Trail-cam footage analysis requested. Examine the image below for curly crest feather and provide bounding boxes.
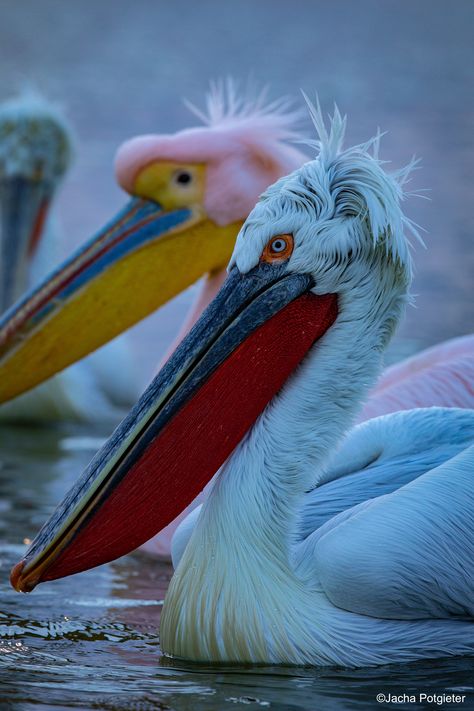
[238,95,424,277]
[302,94,424,265]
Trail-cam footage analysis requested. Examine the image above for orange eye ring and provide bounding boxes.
[260,234,294,264]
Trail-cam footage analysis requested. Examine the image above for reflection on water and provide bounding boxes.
[0,0,473,703]
[0,407,473,710]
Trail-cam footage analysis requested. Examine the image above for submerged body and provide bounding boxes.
[160,103,474,663]
[164,409,474,666]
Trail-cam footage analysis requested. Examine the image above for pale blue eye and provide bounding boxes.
[271,238,287,253]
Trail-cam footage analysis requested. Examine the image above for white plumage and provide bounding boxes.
[160,101,474,666]
[172,406,474,568]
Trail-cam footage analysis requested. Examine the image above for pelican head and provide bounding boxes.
[0,93,71,312]
[0,82,307,403]
[11,98,421,594]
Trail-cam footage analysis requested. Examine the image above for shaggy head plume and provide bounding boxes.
[234,95,423,279]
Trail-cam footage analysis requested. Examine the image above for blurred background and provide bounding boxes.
[1,3,473,708]
[1,0,472,379]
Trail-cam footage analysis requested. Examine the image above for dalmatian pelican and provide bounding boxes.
[0,93,137,423]
[11,101,474,667]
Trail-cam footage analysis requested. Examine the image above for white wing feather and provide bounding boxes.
[299,407,474,537]
[313,443,474,620]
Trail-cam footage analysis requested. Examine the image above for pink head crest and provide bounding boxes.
[115,81,309,225]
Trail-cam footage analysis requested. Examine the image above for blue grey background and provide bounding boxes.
[1,4,473,708]
[1,0,472,363]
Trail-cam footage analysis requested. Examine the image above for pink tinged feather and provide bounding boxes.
[359,334,474,422]
[115,128,308,226]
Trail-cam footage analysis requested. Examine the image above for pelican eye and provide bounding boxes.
[261,234,294,263]
[173,170,193,186]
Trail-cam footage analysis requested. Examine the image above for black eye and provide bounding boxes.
[175,171,192,185]
[270,238,287,253]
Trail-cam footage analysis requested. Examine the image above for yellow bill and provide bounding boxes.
[0,195,239,403]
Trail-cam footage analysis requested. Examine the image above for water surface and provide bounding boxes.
[0,1,473,708]
[0,413,473,710]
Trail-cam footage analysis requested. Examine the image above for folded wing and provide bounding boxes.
[313,442,474,620]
